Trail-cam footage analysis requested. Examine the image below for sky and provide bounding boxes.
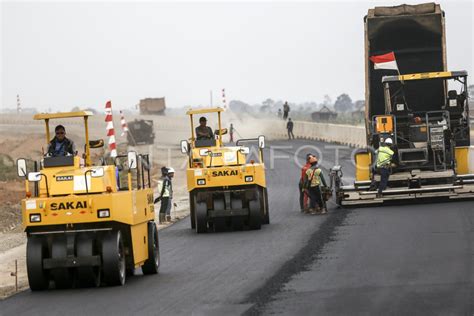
[1,0,473,111]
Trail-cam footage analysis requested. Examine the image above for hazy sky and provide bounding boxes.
[1,0,473,111]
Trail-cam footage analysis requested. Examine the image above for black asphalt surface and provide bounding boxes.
[1,140,473,315]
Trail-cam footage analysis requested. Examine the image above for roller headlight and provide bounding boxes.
[197,179,206,185]
[97,209,110,218]
[245,176,253,182]
[29,214,41,223]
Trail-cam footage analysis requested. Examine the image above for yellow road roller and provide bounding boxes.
[180,107,269,233]
[16,111,159,290]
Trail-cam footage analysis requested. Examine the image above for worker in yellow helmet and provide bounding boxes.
[304,155,328,214]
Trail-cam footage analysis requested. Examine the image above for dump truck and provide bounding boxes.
[16,111,159,290]
[127,119,155,145]
[331,3,474,205]
[139,98,166,115]
[180,107,269,233]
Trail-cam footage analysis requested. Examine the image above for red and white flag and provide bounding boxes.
[105,101,117,158]
[119,111,129,137]
[370,52,399,71]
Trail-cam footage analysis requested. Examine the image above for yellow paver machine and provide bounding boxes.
[16,111,159,290]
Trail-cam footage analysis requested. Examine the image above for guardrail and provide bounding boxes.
[261,119,366,147]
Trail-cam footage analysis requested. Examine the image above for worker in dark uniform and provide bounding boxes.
[287,118,295,140]
[283,102,290,120]
[305,155,328,214]
[229,123,235,143]
[46,125,76,156]
[372,137,395,198]
[195,117,214,140]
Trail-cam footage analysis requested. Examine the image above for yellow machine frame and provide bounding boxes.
[181,107,269,233]
[17,111,159,290]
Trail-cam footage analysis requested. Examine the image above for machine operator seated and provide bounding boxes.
[195,117,216,147]
[46,125,77,157]
[195,117,214,140]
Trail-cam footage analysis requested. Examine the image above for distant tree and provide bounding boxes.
[334,94,354,112]
[322,95,333,108]
[262,98,275,108]
[353,100,365,111]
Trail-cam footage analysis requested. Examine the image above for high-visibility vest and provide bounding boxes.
[376,146,394,168]
[306,167,322,187]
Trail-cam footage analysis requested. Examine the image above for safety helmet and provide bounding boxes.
[167,167,175,174]
[384,138,393,145]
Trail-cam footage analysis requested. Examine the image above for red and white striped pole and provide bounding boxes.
[119,111,129,137]
[222,89,227,109]
[105,101,117,157]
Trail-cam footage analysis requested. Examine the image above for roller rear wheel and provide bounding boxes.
[231,198,244,230]
[212,199,226,232]
[190,193,196,229]
[26,236,50,291]
[142,222,160,275]
[248,198,262,230]
[51,236,74,289]
[262,188,270,225]
[195,201,208,233]
[76,234,101,287]
[102,231,126,286]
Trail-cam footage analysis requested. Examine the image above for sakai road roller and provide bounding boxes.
[16,111,159,290]
[330,3,474,206]
[180,107,269,233]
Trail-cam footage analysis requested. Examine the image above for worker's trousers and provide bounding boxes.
[378,167,390,194]
[160,197,170,215]
[288,130,295,139]
[298,181,309,210]
[308,186,324,209]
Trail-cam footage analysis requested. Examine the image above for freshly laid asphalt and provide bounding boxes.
[1,140,472,315]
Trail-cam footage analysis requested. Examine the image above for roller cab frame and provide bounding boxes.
[16,111,160,290]
[332,71,474,206]
[180,107,269,233]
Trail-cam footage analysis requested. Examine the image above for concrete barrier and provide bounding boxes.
[261,119,366,148]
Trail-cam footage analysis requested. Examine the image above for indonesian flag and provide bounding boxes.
[370,52,399,71]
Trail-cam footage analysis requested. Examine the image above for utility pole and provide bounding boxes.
[222,88,227,109]
[17,94,21,113]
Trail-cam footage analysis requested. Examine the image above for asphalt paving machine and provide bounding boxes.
[331,3,474,206]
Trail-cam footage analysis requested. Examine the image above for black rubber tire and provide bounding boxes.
[230,197,244,230]
[76,234,101,288]
[195,201,208,233]
[102,231,126,286]
[212,199,226,232]
[248,199,262,230]
[262,188,270,225]
[190,193,196,229]
[142,221,160,275]
[26,235,50,291]
[51,236,75,289]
